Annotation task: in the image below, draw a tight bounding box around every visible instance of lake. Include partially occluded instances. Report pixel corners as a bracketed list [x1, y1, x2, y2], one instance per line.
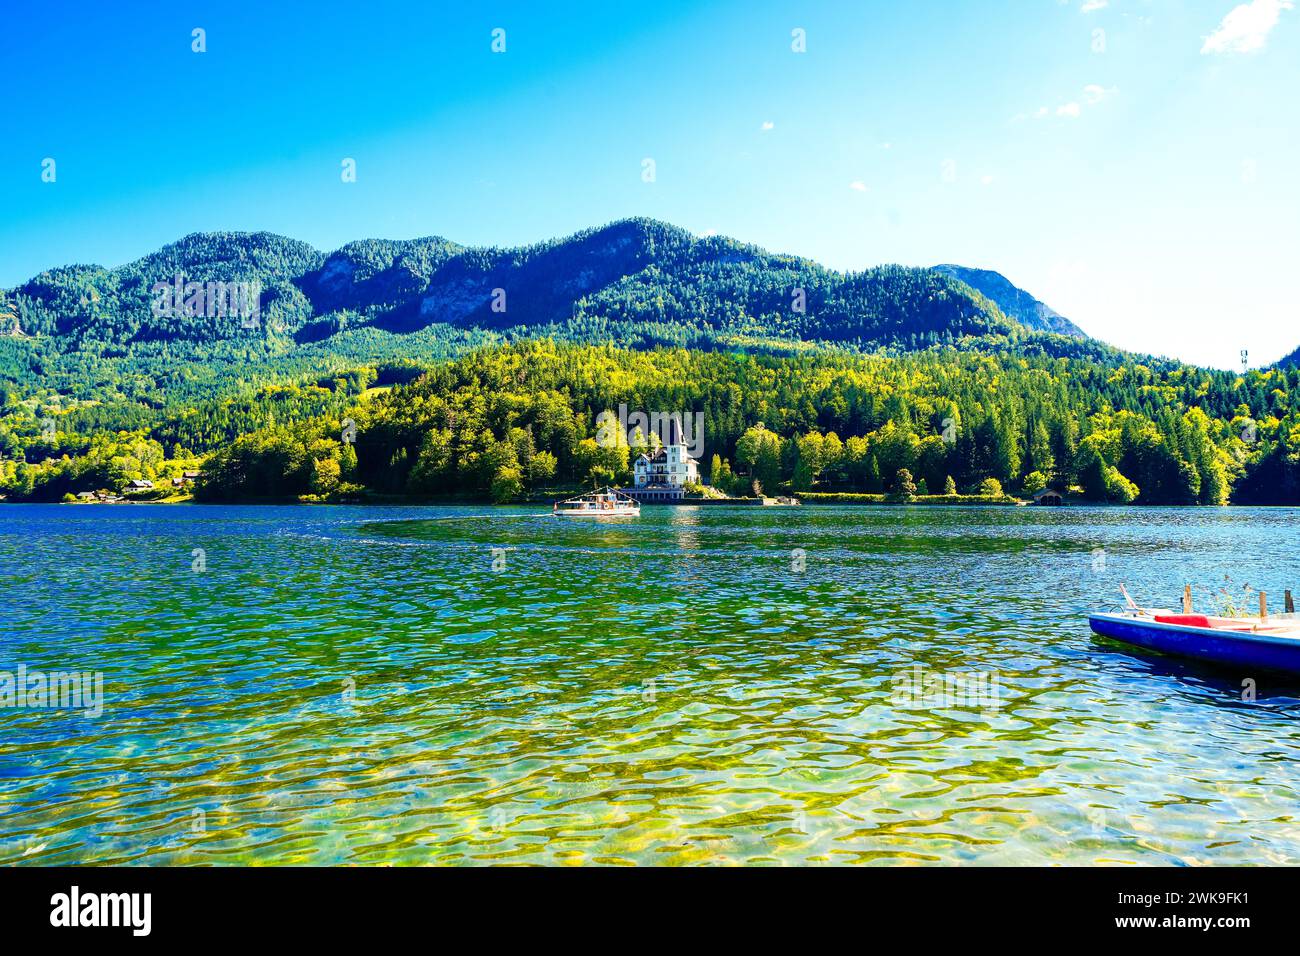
[3, 502, 1299, 865]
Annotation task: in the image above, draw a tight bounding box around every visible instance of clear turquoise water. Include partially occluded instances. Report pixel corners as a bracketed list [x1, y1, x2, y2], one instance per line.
[3, 503, 1300, 865]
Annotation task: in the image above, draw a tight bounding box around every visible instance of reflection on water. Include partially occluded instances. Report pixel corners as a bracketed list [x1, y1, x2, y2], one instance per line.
[2, 503, 1300, 865]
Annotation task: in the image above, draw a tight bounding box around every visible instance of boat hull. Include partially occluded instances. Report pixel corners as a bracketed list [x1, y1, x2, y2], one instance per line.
[554, 511, 638, 518]
[1089, 613, 1300, 675]
[552, 486, 640, 518]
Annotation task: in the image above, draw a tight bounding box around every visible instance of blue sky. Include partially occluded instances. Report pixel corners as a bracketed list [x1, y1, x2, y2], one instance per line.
[2, 0, 1297, 368]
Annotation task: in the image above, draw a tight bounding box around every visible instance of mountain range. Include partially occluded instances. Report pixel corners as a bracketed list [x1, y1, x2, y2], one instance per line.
[3, 218, 1084, 358]
[5, 218, 1299, 508]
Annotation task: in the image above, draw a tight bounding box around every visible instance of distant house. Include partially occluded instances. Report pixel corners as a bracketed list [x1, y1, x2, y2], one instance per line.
[627, 423, 700, 502]
[183, 470, 201, 480]
[128, 479, 155, 490]
[76, 491, 96, 500]
[1032, 488, 1064, 506]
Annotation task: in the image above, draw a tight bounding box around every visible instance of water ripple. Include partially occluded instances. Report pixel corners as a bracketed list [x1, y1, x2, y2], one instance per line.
[2, 503, 1300, 865]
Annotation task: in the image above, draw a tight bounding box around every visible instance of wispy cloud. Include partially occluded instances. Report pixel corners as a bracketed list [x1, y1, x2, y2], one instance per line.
[1082, 83, 1114, 104]
[849, 181, 869, 192]
[1202, 0, 1294, 54]
[1081, 0, 1109, 12]
[760, 121, 774, 131]
[1017, 84, 1116, 122]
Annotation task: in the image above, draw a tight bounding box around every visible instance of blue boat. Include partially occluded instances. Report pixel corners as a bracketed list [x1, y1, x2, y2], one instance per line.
[1089, 610, 1300, 675]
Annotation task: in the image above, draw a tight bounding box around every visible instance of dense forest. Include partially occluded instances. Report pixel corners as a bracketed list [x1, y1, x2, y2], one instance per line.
[0, 219, 1055, 467]
[5, 340, 1290, 505]
[191, 342, 1300, 505]
[2, 220, 1298, 506]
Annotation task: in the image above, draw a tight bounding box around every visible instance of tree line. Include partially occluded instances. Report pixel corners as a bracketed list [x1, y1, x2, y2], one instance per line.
[179, 341, 1299, 505]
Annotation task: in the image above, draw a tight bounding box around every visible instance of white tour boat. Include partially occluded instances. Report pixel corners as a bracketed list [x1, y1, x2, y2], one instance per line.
[552, 487, 641, 518]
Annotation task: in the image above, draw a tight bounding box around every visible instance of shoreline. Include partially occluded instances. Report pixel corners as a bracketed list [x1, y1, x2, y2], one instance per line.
[3, 496, 1284, 509]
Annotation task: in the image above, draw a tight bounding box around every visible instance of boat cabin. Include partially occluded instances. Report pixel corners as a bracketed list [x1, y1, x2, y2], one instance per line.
[553, 487, 640, 517]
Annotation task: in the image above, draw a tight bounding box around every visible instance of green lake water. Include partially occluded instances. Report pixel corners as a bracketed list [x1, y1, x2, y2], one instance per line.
[3, 502, 1300, 865]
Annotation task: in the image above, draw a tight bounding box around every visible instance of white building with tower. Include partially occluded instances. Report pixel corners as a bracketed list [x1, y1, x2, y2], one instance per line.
[629, 421, 700, 501]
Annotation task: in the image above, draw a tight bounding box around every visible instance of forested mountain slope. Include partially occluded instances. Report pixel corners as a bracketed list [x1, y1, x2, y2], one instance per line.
[933, 264, 1086, 338]
[0, 218, 1101, 440]
[5, 219, 1028, 352]
[6, 219, 1294, 506]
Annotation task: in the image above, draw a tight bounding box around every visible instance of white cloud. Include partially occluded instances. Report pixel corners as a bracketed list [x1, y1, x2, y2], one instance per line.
[1082, 83, 1115, 104]
[1027, 85, 1115, 121]
[849, 181, 869, 192]
[760, 121, 774, 131]
[1202, 0, 1294, 54]
[980, 175, 995, 186]
[1081, 0, 1108, 12]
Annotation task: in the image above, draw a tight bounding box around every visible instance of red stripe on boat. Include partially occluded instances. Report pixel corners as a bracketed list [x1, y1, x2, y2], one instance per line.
[1154, 614, 1211, 628]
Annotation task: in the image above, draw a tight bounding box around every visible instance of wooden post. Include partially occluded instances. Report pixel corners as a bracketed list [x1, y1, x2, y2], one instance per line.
[1287, 590, 1295, 614]
[1183, 585, 1193, 614]
[1260, 591, 1268, 621]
